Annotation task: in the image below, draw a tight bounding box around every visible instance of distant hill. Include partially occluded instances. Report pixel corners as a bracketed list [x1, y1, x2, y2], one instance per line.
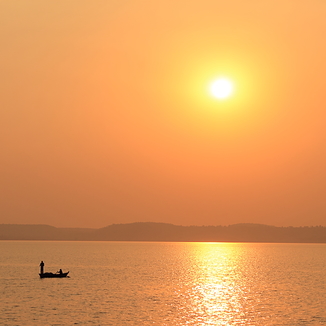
[0, 223, 326, 243]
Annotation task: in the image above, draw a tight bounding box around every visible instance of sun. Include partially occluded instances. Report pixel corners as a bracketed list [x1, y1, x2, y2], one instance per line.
[210, 78, 234, 99]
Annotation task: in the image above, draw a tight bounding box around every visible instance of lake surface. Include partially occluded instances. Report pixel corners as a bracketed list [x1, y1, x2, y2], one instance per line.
[1, 241, 325, 325]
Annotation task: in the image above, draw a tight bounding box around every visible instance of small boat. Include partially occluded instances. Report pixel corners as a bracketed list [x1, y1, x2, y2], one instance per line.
[39, 271, 69, 279]
[39, 261, 69, 278]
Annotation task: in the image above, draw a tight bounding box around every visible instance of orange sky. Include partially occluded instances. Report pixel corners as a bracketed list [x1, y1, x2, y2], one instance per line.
[1, 0, 326, 228]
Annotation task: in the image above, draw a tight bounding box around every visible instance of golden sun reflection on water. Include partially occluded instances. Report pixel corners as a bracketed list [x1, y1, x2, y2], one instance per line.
[172, 242, 326, 326]
[177, 242, 256, 325]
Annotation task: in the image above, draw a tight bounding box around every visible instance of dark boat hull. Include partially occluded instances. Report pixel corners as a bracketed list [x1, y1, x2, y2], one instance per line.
[39, 272, 69, 278]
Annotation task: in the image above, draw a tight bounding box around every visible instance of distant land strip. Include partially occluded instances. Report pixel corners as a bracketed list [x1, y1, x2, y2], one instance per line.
[1, 223, 326, 243]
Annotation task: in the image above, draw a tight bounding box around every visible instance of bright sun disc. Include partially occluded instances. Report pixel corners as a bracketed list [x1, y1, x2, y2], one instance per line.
[210, 78, 234, 99]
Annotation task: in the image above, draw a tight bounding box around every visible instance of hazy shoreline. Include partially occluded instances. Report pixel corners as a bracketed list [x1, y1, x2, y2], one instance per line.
[1, 222, 326, 243]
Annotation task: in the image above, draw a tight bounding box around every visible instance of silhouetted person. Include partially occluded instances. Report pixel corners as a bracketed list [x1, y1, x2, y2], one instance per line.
[59, 269, 63, 274]
[40, 261, 44, 274]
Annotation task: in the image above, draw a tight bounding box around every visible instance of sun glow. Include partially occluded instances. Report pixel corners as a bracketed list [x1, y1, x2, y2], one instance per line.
[210, 78, 234, 99]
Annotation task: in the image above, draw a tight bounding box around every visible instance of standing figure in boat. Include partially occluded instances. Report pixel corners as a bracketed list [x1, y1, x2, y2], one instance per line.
[40, 261, 44, 275]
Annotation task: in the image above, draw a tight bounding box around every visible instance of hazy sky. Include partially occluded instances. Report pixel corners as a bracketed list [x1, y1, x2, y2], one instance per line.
[1, 0, 326, 228]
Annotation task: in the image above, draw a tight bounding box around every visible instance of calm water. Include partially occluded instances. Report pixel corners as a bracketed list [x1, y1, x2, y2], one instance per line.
[0, 241, 325, 326]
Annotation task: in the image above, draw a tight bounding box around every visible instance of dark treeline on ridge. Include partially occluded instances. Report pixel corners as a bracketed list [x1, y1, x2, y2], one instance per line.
[1, 223, 326, 243]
